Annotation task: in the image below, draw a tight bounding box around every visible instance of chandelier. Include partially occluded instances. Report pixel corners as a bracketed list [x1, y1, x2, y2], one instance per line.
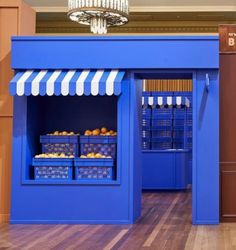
[68, 0, 129, 34]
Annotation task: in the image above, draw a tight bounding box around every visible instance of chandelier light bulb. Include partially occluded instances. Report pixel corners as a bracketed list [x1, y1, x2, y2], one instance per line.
[68, 0, 129, 34]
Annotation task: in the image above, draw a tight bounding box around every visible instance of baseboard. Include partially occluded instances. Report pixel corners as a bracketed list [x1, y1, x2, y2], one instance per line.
[0, 214, 10, 223]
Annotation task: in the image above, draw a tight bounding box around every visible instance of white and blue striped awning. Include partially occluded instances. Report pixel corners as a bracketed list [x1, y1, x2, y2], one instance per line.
[142, 96, 190, 107]
[9, 69, 125, 96]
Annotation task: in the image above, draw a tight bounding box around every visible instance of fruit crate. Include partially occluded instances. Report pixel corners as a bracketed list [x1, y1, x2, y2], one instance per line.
[152, 119, 172, 127]
[173, 129, 185, 138]
[152, 126, 172, 138]
[173, 119, 185, 126]
[173, 139, 185, 149]
[142, 118, 151, 127]
[173, 108, 186, 119]
[151, 137, 172, 150]
[186, 119, 192, 126]
[152, 108, 173, 119]
[142, 130, 151, 138]
[186, 137, 192, 149]
[74, 158, 114, 180]
[186, 126, 192, 137]
[142, 108, 152, 119]
[80, 136, 117, 158]
[40, 135, 79, 157]
[32, 158, 73, 180]
[142, 138, 151, 150]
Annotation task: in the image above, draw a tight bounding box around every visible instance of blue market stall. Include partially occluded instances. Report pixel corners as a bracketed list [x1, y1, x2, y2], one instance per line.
[9, 36, 219, 225]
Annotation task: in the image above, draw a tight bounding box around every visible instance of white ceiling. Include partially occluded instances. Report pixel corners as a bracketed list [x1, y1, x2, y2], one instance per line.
[24, 0, 236, 12]
[24, 0, 236, 7]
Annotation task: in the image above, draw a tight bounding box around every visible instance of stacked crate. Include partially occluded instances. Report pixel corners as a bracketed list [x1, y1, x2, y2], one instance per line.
[151, 107, 173, 150]
[142, 91, 192, 151]
[142, 92, 152, 150]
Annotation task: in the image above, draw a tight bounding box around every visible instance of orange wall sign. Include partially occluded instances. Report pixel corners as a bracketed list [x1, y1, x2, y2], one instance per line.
[219, 25, 236, 54]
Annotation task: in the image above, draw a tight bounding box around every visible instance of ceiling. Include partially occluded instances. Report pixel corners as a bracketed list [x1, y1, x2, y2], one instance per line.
[25, 0, 236, 34]
[24, 0, 236, 12]
[24, 0, 236, 7]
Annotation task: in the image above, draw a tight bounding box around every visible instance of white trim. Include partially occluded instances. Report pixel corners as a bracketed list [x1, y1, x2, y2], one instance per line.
[157, 96, 163, 106]
[148, 97, 154, 106]
[32, 70, 48, 96]
[61, 70, 76, 96]
[46, 70, 62, 96]
[76, 70, 90, 96]
[176, 96, 182, 106]
[142, 97, 144, 106]
[91, 70, 104, 96]
[106, 70, 118, 96]
[16, 70, 33, 96]
[167, 96, 172, 106]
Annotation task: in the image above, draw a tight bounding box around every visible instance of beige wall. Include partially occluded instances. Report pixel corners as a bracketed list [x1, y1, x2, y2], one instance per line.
[0, 0, 35, 223]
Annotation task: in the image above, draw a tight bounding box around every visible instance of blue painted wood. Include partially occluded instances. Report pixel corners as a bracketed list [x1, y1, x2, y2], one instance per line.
[129, 74, 142, 222]
[11, 36, 219, 70]
[10, 36, 219, 225]
[192, 70, 219, 225]
[10, 77, 138, 224]
[142, 150, 189, 189]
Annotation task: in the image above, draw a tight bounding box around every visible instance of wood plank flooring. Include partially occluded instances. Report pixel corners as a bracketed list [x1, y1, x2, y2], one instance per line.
[0, 190, 235, 250]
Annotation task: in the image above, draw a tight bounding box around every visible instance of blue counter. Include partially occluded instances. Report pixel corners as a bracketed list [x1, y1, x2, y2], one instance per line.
[142, 150, 190, 190]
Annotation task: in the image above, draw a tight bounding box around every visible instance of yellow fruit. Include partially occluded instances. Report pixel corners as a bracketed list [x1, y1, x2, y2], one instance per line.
[95, 153, 102, 158]
[101, 127, 107, 134]
[84, 130, 92, 136]
[80, 155, 87, 158]
[92, 129, 100, 136]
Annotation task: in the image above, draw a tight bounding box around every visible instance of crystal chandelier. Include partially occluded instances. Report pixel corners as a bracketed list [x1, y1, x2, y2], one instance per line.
[68, 0, 129, 34]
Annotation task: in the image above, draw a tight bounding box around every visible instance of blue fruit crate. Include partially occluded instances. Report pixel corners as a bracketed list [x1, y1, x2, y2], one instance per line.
[40, 135, 79, 157]
[142, 119, 151, 127]
[173, 138, 185, 149]
[173, 129, 185, 138]
[186, 126, 192, 137]
[32, 158, 73, 180]
[142, 130, 151, 138]
[142, 138, 151, 150]
[152, 119, 172, 127]
[152, 126, 172, 138]
[186, 119, 192, 126]
[151, 137, 172, 150]
[74, 158, 114, 180]
[142, 108, 151, 116]
[152, 108, 173, 119]
[186, 137, 192, 149]
[80, 136, 117, 158]
[173, 119, 185, 126]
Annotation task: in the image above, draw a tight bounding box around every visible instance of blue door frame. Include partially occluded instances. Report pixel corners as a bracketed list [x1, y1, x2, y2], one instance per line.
[10, 36, 219, 225]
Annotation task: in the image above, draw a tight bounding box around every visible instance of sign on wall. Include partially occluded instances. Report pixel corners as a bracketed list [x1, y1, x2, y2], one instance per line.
[219, 25, 236, 53]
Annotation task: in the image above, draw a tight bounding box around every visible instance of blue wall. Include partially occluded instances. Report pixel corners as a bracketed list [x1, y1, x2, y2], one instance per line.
[11, 36, 218, 69]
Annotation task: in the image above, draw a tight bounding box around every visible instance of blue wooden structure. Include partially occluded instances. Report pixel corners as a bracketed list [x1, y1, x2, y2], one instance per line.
[10, 36, 219, 225]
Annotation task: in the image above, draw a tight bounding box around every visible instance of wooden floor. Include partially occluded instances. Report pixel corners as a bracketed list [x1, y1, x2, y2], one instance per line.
[0, 191, 236, 250]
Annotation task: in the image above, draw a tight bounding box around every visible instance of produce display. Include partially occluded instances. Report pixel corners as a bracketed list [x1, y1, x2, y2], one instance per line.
[35, 153, 74, 158]
[80, 153, 112, 159]
[84, 127, 117, 136]
[47, 131, 79, 136]
[34, 166, 71, 180]
[32, 127, 117, 181]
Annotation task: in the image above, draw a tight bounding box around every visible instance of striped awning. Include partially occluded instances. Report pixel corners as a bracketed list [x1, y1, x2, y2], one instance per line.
[9, 69, 125, 96]
[142, 96, 190, 107]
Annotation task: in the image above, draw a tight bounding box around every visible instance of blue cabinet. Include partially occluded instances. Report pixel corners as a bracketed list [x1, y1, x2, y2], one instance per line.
[142, 150, 190, 190]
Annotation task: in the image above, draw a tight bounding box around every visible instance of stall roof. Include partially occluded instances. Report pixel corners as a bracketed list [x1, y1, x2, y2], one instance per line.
[11, 36, 219, 70]
[9, 69, 125, 96]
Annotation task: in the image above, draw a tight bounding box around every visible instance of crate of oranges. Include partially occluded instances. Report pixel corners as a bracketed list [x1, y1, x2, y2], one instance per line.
[80, 127, 117, 159]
